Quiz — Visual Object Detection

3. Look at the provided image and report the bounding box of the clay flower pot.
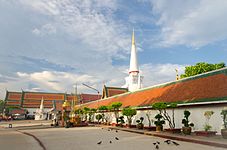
[221,129,227,139]
[182,127,192,135]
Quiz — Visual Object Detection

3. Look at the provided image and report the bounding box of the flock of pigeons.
[153,139,180,149]
[97,127,180,149]
[97,128,119,145]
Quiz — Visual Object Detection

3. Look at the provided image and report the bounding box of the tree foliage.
[111,102,122,124]
[180,62,225,79]
[0,100,5,113]
[122,107,137,126]
[152,102,177,129]
[98,105,108,122]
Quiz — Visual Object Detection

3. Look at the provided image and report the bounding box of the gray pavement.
[0,129,42,150]
[18,127,227,150]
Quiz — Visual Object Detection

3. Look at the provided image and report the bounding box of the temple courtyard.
[0,121,226,150]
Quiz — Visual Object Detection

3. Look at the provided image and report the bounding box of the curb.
[109,127,227,149]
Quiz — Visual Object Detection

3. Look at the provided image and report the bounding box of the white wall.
[94,104,227,134]
[26,108,51,115]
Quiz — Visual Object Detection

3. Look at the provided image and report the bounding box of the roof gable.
[101,85,128,99]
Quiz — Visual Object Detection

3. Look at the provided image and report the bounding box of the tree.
[152,102,177,129]
[88,108,97,123]
[111,102,122,124]
[103,105,112,124]
[98,105,108,122]
[83,107,90,121]
[95,114,103,124]
[180,62,225,79]
[122,107,137,126]
[0,100,5,114]
[145,109,153,128]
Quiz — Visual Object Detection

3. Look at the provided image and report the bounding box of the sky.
[0,0,227,99]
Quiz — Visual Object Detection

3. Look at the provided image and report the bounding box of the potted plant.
[117,116,125,127]
[152,102,181,133]
[122,107,137,128]
[195,111,217,136]
[221,109,227,139]
[95,114,103,124]
[98,105,108,124]
[111,102,122,125]
[136,117,144,129]
[88,108,96,123]
[154,114,165,132]
[182,110,194,135]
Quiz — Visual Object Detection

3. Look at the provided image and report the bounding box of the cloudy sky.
[0,0,227,99]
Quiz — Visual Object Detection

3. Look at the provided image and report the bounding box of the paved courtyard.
[0,126,226,150]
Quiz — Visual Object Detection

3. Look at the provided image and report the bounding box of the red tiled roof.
[8,92,22,100]
[5,91,99,109]
[24,93,64,100]
[102,85,128,99]
[82,68,227,108]
[80,93,101,104]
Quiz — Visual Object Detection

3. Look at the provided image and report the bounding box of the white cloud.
[32,24,56,36]
[0,63,185,99]
[140,63,186,86]
[20,0,129,55]
[16,71,98,91]
[151,0,227,48]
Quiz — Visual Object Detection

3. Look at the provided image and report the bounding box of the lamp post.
[82,83,100,108]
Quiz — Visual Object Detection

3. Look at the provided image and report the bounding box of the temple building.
[123,29,143,91]
[80,67,227,133]
[4,91,101,116]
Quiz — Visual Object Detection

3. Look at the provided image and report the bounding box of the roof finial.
[175,69,180,80]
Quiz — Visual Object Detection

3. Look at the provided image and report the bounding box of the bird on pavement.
[115,137,119,140]
[97,141,102,145]
[172,141,180,146]
[164,139,171,144]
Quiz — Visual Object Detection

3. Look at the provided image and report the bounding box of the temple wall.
[94,104,227,134]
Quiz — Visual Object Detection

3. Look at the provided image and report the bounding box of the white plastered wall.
[94,104,227,134]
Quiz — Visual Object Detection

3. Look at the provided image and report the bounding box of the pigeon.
[155,145,159,149]
[97,141,102,145]
[172,141,180,146]
[110,141,112,143]
[164,140,171,144]
[115,137,119,140]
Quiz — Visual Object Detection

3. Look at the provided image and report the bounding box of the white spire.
[40,97,44,110]
[129,29,139,74]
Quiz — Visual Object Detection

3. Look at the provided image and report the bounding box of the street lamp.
[82,83,100,107]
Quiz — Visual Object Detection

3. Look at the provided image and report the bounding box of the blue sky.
[0,0,227,99]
